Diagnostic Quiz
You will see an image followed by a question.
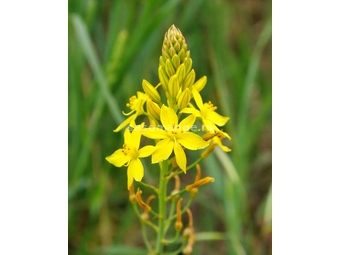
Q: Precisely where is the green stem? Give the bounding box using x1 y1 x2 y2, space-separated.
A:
167 157 204 179
162 229 181 244
186 157 204 172
167 196 194 222
166 189 186 201
155 160 168 254
141 222 152 252
132 203 158 232
143 111 160 126
140 181 159 194
164 198 177 234
164 240 187 255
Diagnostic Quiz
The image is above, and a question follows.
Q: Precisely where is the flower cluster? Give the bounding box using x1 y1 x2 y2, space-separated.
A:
106 25 231 190
106 24 232 255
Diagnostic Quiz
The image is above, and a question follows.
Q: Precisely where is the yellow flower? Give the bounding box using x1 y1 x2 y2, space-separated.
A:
181 89 231 139
106 125 155 189
141 105 209 172
114 91 148 132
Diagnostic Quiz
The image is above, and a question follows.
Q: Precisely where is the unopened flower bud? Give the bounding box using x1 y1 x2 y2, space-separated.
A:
172 54 180 69
183 57 192 75
165 59 176 77
162 25 188 62
176 63 186 84
177 88 191 110
158 66 169 91
142 79 161 103
146 98 161 120
160 25 193 83
168 75 180 98
183 69 195 90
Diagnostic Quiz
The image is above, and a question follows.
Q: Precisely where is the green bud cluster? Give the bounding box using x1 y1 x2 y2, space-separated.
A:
158 25 197 110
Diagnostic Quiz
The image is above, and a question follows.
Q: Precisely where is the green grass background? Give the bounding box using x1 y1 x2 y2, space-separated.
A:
68 0 272 254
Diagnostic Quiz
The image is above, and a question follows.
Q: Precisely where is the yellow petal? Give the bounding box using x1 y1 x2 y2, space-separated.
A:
106 149 130 167
193 76 207 93
130 158 144 182
217 141 231 152
177 132 209 150
114 114 137 132
203 119 230 139
137 91 147 100
138 145 155 158
141 128 168 139
130 129 142 150
152 139 174 163
180 107 200 116
179 114 196 132
127 158 144 189
202 118 215 133
192 89 203 110
160 105 178 130
207 111 230 126
220 130 232 140
123 126 131 142
174 142 187 173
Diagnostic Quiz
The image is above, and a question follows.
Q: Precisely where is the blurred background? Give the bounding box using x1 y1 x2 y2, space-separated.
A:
68 0 272 254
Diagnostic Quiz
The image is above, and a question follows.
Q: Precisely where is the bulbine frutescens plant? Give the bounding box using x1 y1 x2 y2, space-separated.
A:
106 25 231 255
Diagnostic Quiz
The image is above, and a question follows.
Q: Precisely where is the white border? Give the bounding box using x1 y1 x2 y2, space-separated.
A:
0 1 67 254
273 0 340 254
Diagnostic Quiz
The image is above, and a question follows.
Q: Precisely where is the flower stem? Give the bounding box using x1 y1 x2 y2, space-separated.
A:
141 222 152 252
139 181 159 194
155 160 168 254
167 157 204 179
